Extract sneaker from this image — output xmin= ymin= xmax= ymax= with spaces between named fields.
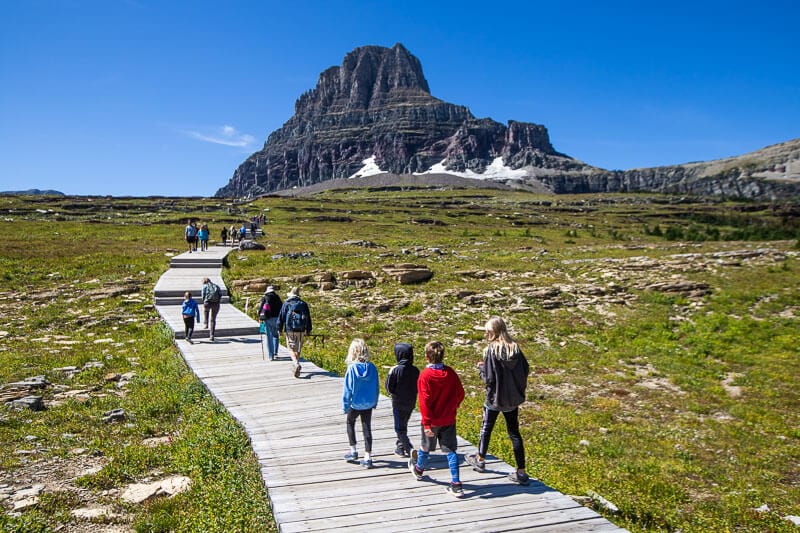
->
xmin=508 ymin=471 xmax=531 ymax=486
xmin=209 ymin=335 xmax=214 ymax=342
xmin=294 ymin=364 xmax=301 ymax=378
xmin=344 ymin=451 xmax=358 ymax=462
xmin=408 ymin=452 xmax=422 ymax=481
xmin=360 ymin=459 xmax=373 ymax=469
xmin=187 ymin=338 xmax=194 ymax=344
xmin=465 ymin=453 xmax=486 ymax=473
xmin=446 ymin=482 xmax=465 ymax=498
xmin=394 ymin=446 xmax=406 ymax=457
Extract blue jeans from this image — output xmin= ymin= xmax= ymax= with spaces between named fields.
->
xmin=264 ymin=318 xmax=280 ymax=360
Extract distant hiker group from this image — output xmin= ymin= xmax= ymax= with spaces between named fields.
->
xmin=183 ymin=216 xmax=267 ymax=250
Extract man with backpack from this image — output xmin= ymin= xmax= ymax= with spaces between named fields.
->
xmin=277 ymin=287 xmax=312 ymax=377
xmin=258 ymin=286 xmax=283 ymax=361
xmin=201 ymin=277 xmax=222 ymax=342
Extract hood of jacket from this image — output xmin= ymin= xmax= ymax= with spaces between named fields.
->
xmin=394 ymin=343 xmax=413 ymax=364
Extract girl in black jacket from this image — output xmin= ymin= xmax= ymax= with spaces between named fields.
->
xmin=466 ymin=316 xmax=531 ymax=485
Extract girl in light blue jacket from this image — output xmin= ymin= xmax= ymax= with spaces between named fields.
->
xmin=342 ymin=339 xmax=379 ymax=468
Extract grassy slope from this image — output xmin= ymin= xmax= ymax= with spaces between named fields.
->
xmin=0 ymin=191 xmax=798 ymax=532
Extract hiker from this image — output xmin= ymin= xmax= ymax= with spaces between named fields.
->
xmin=201 ymin=277 xmax=222 ymax=341
xmin=465 ymin=316 xmax=532 ymax=486
xmin=342 ymin=339 xmax=379 ymax=469
xmin=221 ymin=226 xmax=228 ymax=247
xmin=277 ymin=287 xmax=312 ymax=377
xmin=239 ymin=223 xmax=247 ymax=242
xmin=409 ymin=341 xmax=466 ymax=498
xmin=198 ymin=223 xmax=209 ymax=251
xmin=258 ymin=285 xmax=283 ymax=361
xmin=229 ymin=224 xmax=237 ymax=246
xmin=385 ymin=342 xmax=419 ymax=457
xmin=181 ymin=291 xmax=200 ymax=344
xmin=184 ymin=219 xmax=197 ymax=254
xmin=191 ymin=221 xmax=199 ymax=251
xmin=250 ymin=221 xmax=257 ymax=239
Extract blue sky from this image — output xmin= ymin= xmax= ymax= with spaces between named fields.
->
xmin=1 ymin=0 xmax=798 ymax=196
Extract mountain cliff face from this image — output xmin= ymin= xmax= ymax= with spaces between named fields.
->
xmin=216 ymin=43 xmax=586 ymax=198
xmin=217 ymin=43 xmax=800 ymax=200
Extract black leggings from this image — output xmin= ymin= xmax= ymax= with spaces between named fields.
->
xmin=182 ymin=315 xmax=195 ymax=338
xmin=346 ymin=408 xmax=373 ymax=453
xmin=478 ymin=406 xmax=526 ymax=469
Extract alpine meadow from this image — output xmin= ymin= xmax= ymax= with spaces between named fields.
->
xmin=0 ymin=190 xmax=798 ymax=532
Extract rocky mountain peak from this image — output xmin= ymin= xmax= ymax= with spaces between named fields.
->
xmin=294 ymin=43 xmax=432 ymax=116
xmin=216 ymin=44 xmax=799 ymax=200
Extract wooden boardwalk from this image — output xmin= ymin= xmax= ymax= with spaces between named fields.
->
xmin=154 ymin=247 xmax=627 ymax=532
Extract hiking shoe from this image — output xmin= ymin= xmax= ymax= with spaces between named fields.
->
xmin=508 ymin=471 xmax=531 ymax=486
xmin=360 ymin=459 xmax=373 ymax=469
xmin=293 ymin=364 xmax=301 ymax=378
xmin=408 ymin=451 xmax=423 ymax=481
xmin=465 ymin=453 xmax=486 ymax=472
xmin=394 ymin=446 xmax=406 ymax=457
xmin=344 ymin=451 xmax=358 ymax=462
xmin=209 ymin=335 xmax=214 ymax=342
xmin=187 ymin=338 xmax=194 ymax=344
xmin=446 ymin=482 xmax=465 ymax=498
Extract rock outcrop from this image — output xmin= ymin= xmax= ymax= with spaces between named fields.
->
xmin=216 ymin=43 xmax=584 ymax=198
xmin=217 ymin=43 xmax=800 ymax=200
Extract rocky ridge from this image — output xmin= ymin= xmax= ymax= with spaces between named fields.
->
xmin=217 ymin=44 xmax=800 ymax=201
xmin=216 ymin=43 xmax=589 ymax=198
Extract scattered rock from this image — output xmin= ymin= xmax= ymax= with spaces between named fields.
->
xmin=70 ymin=505 xmax=123 ymax=521
xmin=102 ymin=409 xmax=126 ymax=423
xmin=142 ymin=436 xmax=172 ymax=448
xmin=120 ymin=475 xmax=192 ymax=504
xmin=239 ymin=240 xmax=266 ymax=250
xmin=381 ymin=264 xmax=433 ymax=284
xmin=721 ymin=373 xmax=744 ymax=398
xmin=8 ymin=376 xmax=50 ymax=389
xmin=11 ymin=396 xmax=44 ymax=411
xmin=342 ymin=240 xmax=379 ymax=248
xmin=784 ymin=515 xmax=800 ymax=526
xmin=587 ymin=490 xmax=619 ymax=514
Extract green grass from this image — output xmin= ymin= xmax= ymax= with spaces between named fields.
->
xmin=1 ymin=191 xmax=798 ymax=532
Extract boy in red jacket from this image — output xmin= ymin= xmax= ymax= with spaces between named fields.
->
xmin=409 ymin=341 xmax=466 ymax=498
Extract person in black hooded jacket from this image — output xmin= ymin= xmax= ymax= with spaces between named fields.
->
xmin=384 ymin=342 xmax=420 ymax=457
xmin=466 ymin=316 xmax=532 ymax=486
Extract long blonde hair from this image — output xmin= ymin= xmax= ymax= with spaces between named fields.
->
xmin=346 ymin=338 xmax=370 ymax=364
xmin=483 ymin=317 xmax=519 ymax=361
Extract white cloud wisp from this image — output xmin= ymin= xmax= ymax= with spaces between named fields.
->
xmin=182 ymin=125 xmax=256 ymax=148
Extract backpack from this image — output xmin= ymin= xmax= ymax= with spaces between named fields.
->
xmin=286 ymin=300 xmax=309 ymax=332
xmin=258 ymin=298 xmax=270 ymax=321
xmin=206 ymin=282 xmax=221 ymax=304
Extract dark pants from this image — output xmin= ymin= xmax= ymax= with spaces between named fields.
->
xmin=346 ymin=408 xmax=373 ymax=453
xmin=393 ymin=407 xmax=413 ymax=452
xmin=182 ymin=315 xmax=195 ymax=339
xmin=478 ymin=406 xmax=526 ymax=469
xmin=203 ymin=302 xmax=220 ymax=336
